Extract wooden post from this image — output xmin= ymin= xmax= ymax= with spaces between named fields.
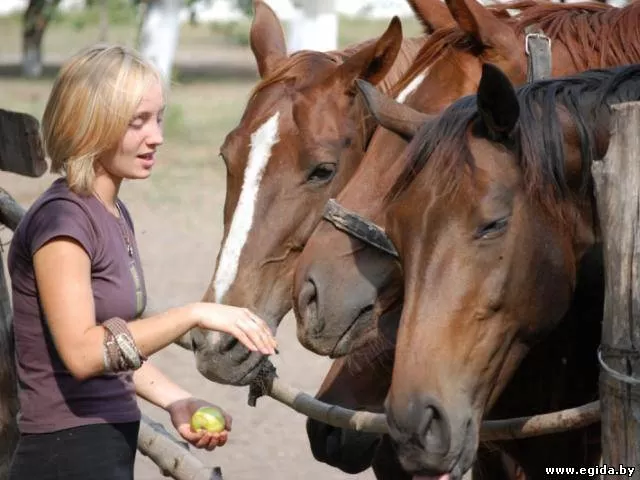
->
xmin=0 ymin=109 xmax=47 ymax=178
xmin=592 ymin=100 xmax=640 ymax=477
xmin=0 ymin=239 xmax=18 ymax=480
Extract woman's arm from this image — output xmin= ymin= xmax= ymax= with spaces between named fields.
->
xmin=34 ymin=237 xmax=276 ymax=381
xmin=133 ymin=362 xmax=231 ymax=450
xmin=133 ymin=361 xmax=191 ymax=409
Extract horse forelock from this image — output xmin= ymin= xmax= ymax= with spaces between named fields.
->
xmin=249 ymin=51 xmax=341 ymax=100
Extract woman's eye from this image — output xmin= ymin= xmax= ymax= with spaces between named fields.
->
xmin=307 ymin=163 xmax=337 ymax=183
xmin=476 ymin=217 xmax=509 ymax=240
xmin=129 ymin=118 xmax=144 ymax=129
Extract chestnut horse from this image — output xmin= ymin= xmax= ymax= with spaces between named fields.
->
xmin=189 ymin=0 xmax=434 ymax=386
xmin=377 ymin=62 xmax=638 ymax=478
xmin=293 ymin=0 xmax=640 ymax=477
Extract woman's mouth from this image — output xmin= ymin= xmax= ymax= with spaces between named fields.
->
xmin=138 ymin=152 xmax=155 ymax=168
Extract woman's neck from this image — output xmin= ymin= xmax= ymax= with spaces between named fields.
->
xmin=92 ymin=172 xmax=122 ymax=216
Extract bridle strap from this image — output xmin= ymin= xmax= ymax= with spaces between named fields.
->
xmin=525 ymin=26 xmax=552 ymax=82
xmin=322 ymin=199 xmax=399 ymax=258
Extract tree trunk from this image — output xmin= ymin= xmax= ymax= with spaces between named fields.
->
xmin=22 ymin=0 xmax=61 ymax=78
xmin=136 ymin=0 xmax=183 ymax=86
xmin=98 ymin=0 xmax=109 ymax=43
xmin=287 ymin=0 xmax=337 ymax=53
xmin=592 ymin=101 xmax=640 ymax=478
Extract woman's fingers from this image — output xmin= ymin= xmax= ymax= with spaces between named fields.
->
xmin=229 ymin=325 xmax=260 ymax=353
xmin=245 ymin=310 xmax=278 ymax=348
xmin=235 ymin=316 xmax=275 ymax=355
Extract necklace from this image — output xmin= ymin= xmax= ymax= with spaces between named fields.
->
xmin=93 ymin=191 xmax=134 ymax=257
xmin=115 ymin=202 xmax=134 ymax=258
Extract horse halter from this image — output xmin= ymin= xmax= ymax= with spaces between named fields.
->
xmin=322 ymin=30 xmax=552 ymax=257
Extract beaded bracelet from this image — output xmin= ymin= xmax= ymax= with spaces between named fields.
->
xmin=102 ymin=317 xmax=147 ymax=372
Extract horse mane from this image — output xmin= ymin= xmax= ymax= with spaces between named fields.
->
xmin=388 ymin=0 xmax=537 ymax=99
xmin=388 ymin=0 xmax=640 ymax=100
xmin=513 ymin=1 xmax=640 ymax=72
xmin=389 ymin=65 xmax=640 ymax=221
xmin=250 ymin=33 xmax=428 ymax=101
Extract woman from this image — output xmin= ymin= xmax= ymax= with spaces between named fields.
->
xmin=7 ymin=44 xmax=277 ymax=480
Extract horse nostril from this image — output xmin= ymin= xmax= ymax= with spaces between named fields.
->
xmin=298 ymin=278 xmax=323 ymax=333
xmin=418 ymin=407 xmax=435 ymax=445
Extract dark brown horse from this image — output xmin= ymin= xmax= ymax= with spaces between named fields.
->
xmin=189 ymin=0 xmax=435 ymax=386
xmin=294 ymin=0 xmax=639 ymax=356
xmin=378 ymin=62 xmax=638 ymax=478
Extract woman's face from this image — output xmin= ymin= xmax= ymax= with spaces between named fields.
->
xmin=100 ymin=77 xmax=165 ymax=180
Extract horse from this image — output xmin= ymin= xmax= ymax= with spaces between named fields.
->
xmin=293 ymin=0 xmax=639 ymax=356
xmin=376 ymin=61 xmax=638 ymax=478
xmin=292 ymin=0 xmax=640 ymax=477
xmin=182 ymin=1 xmax=437 ymax=476
xmin=189 ymin=0 xmax=435 ymax=387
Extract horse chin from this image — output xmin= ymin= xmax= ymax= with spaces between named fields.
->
xmin=396 ymin=419 xmax=478 ymax=480
xmin=329 ymin=307 xmax=377 ymax=358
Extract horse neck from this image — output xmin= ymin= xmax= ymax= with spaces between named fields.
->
xmin=534 ymin=70 xmax=640 ymax=256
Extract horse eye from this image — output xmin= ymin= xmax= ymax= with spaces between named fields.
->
xmin=307 ymin=163 xmax=337 ymax=183
xmin=476 ymin=217 xmax=509 ymax=240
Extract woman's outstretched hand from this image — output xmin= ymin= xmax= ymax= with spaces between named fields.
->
xmin=166 ymin=397 xmax=232 ymax=451
xmin=191 ymin=303 xmax=277 ymax=355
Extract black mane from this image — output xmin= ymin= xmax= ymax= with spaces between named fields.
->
xmin=389 ymin=64 xmax=640 ymax=206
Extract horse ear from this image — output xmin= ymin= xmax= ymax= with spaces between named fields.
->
xmin=250 ymin=0 xmax=287 ymax=78
xmin=445 ymin=0 xmax=519 ymax=53
xmin=338 ymin=16 xmax=403 ymax=87
xmin=356 ymin=79 xmax=432 ymax=142
xmin=477 ymin=63 xmax=519 ymax=138
xmin=408 ymin=0 xmax=456 ymax=34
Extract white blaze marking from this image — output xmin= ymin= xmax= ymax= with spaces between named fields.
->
xmin=395 ymin=67 xmax=430 ymax=104
xmin=213 ymin=112 xmax=280 ymax=303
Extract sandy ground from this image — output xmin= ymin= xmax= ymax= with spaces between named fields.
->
xmin=1 ymin=167 xmax=375 ymax=480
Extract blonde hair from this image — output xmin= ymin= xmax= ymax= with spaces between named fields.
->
xmin=42 ymin=44 xmax=164 ymax=195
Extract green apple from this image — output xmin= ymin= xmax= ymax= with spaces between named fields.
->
xmin=190 ymin=406 xmax=226 ymax=433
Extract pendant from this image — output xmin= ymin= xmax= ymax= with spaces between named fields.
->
xmin=127 ymin=244 xmax=134 ymax=257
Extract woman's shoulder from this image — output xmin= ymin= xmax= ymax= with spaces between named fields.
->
xmin=15 ymin=178 xmax=102 ymax=258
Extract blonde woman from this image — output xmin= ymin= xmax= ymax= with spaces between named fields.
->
xmin=7 ymin=44 xmax=277 ymax=480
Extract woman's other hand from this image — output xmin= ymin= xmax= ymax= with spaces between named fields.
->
xmin=166 ymin=397 xmax=232 ymax=451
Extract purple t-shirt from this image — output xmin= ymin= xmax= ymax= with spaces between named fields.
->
xmin=8 ymin=177 xmax=147 ymax=433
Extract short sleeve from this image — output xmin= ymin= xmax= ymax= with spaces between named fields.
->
xmin=26 ymin=198 xmax=98 ymax=260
